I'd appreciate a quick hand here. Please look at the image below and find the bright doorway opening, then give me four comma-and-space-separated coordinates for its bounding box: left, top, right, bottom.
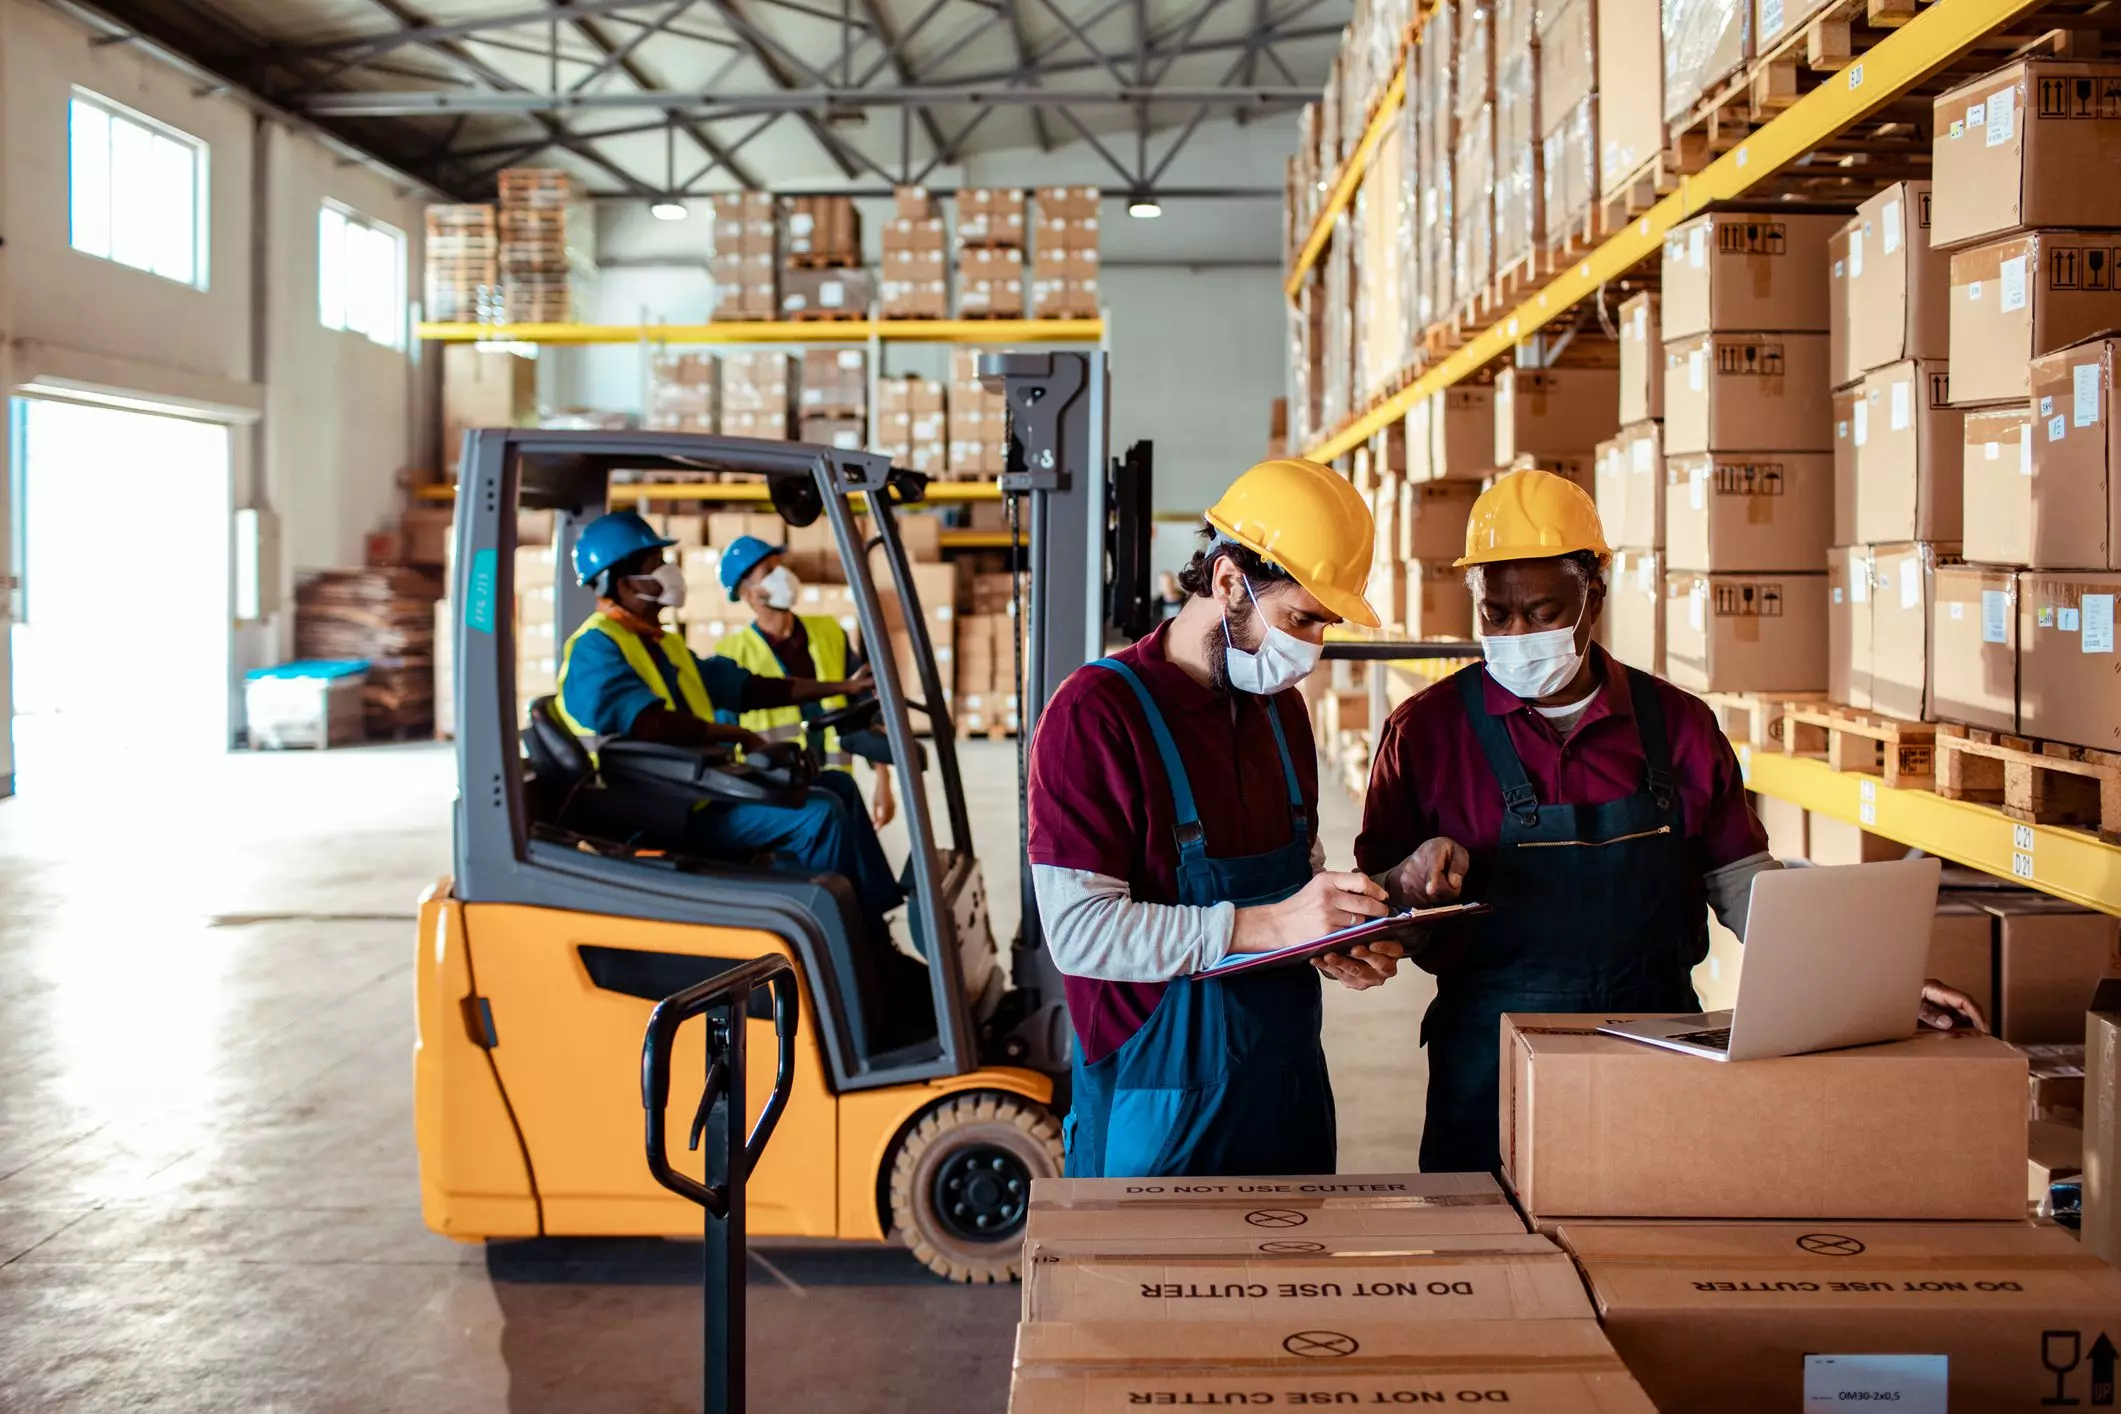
7, 397, 232, 792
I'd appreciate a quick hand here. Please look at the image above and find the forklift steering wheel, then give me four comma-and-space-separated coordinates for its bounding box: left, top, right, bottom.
805, 691, 880, 737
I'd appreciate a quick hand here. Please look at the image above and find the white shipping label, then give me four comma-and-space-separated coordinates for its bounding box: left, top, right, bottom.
1804, 1354, 1948, 1412
1968, 102, 1986, 128
1634, 306, 1648, 339
1690, 465, 1707, 509
2022, 425, 2035, 474
1633, 438, 1653, 472
1854, 398, 1870, 446
1987, 86, 2015, 146
1891, 380, 1912, 431
2000, 255, 2027, 312
2052, 414, 2069, 442
1852, 571, 1870, 603
1689, 348, 1706, 391
1850, 227, 1865, 278
1690, 586, 1707, 631
1983, 589, 2010, 644
1834, 587, 1846, 604
1901, 557, 1920, 608
1638, 558, 1656, 592
2062, 607, 2082, 632
2043, 395, 2056, 417
1986, 440, 2001, 460
1689, 225, 1707, 269
1970, 280, 1984, 301
2086, 594, 2116, 653
820, 280, 846, 308
1949, 601, 1964, 619
837, 349, 862, 369
2077, 362, 2103, 426
1883, 199, 1903, 254
1762, 0, 1785, 36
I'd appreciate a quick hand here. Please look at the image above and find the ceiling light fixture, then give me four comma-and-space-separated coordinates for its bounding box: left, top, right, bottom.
650, 200, 688, 221
1127, 196, 1163, 219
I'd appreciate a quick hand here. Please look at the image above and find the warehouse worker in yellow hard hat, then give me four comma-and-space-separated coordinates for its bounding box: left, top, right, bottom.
1025, 458, 1406, 1179
1352, 469, 1987, 1175
713, 534, 896, 831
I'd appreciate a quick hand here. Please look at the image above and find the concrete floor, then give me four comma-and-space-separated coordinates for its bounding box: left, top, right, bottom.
0, 740, 1429, 1413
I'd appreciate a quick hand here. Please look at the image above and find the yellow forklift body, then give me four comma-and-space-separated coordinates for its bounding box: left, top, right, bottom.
414, 884, 1052, 1241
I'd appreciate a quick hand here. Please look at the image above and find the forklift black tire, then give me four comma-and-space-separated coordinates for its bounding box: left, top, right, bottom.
887, 1093, 1063, 1283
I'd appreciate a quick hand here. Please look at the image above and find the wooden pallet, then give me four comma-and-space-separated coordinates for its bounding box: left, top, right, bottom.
787, 308, 868, 322
786, 253, 865, 270
1934, 724, 2121, 842
1702, 691, 1830, 748
1781, 701, 1936, 789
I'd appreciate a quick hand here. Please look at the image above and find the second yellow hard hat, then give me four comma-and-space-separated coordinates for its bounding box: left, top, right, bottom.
1455, 468, 1613, 569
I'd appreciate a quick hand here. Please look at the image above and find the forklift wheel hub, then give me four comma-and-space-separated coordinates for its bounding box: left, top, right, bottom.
933, 1144, 1030, 1241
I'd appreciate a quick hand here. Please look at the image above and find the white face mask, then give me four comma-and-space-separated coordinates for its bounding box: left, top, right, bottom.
1223, 576, 1323, 696
628, 562, 688, 612
1480, 612, 1586, 700
758, 565, 799, 611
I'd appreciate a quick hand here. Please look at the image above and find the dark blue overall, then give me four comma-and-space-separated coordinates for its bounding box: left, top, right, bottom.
1418, 663, 1706, 1175
1061, 658, 1335, 1179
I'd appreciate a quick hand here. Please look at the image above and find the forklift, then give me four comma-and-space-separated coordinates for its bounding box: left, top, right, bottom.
415, 351, 1147, 1282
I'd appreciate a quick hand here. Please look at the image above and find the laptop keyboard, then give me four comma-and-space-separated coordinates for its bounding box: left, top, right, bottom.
1666, 1026, 1733, 1050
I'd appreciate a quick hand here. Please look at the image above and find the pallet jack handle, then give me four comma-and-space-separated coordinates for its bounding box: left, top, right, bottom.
641, 954, 801, 1414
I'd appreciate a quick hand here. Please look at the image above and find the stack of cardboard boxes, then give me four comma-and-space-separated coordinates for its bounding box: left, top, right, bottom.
797, 348, 868, 449
440, 346, 538, 479
948, 347, 1009, 479
874, 376, 946, 476
709, 192, 778, 320
645, 352, 718, 435
720, 352, 793, 441
1599, 293, 1668, 673
881, 186, 948, 320
1030, 187, 1100, 319
1011, 1173, 1659, 1411
496, 168, 595, 323
1658, 211, 1841, 694
1491, 0, 1542, 283
1537, 0, 1596, 259
1932, 58, 2121, 757
782, 196, 874, 318
959, 188, 1027, 318
514, 528, 561, 702
1452, 0, 1496, 317
956, 572, 1025, 736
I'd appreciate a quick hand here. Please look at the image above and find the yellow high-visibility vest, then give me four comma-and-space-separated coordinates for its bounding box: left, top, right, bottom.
714, 616, 853, 767
555, 611, 715, 738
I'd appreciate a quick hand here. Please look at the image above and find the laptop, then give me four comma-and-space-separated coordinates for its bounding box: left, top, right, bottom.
1596, 856, 1943, 1061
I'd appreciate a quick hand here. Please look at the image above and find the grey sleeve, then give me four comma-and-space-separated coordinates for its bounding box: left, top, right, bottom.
1706, 850, 1783, 941
1032, 865, 1237, 981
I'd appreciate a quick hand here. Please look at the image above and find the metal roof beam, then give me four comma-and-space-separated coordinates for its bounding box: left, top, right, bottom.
305, 84, 1319, 114
549, 1, 766, 190
853, 0, 947, 159
281, 0, 672, 57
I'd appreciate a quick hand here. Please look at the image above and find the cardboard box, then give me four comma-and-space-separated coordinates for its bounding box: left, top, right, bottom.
1926, 894, 1996, 1017
2025, 334, 2121, 569
1606, 548, 1666, 676
1659, 212, 1841, 339
1981, 894, 2121, 1043
1931, 59, 2121, 249
1753, 0, 1837, 54
1505, 1014, 2030, 1220
2026, 1040, 2087, 1119
1427, 385, 1499, 480
1854, 360, 1963, 542
1610, 421, 1664, 547
1020, 1232, 1592, 1325
2086, 978, 2121, 1265
441, 346, 537, 476
1619, 292, 1662, 424
1848, 182, 1949, 373
1401, 481, 1480, 560
1931, 564, 2018, 732
1756, 789, 1807, 860
1827, 221, 1858, 398
1869, 541, 1958, 721
1560, 1221, 2121, 1413
1807, 811, 1906, 865
1599, 0, 1663, 201
1663, 333, 1835, 456
1948, 229, 2121, 403
1008, 1321, 1658, 1414
780, 266, 875, 317
1664, 571, 1828, 692
1023, 1172, 1526, 1242
1831, 388, 1860, 545
1827, 543, 1874, 709
1407, 559, 1474, 638
1961, 402, 2038, 567
1494, 367, 1622, 463
2018, 569, 2121, 749
1663, 0, 1749, 127
2031, 1116, 2084, 1208
1664, 452, 1834, 572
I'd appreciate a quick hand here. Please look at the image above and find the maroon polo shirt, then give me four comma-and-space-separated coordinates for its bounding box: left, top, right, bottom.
1026, 620, 1320, 1063
1354, 646, 1766, 880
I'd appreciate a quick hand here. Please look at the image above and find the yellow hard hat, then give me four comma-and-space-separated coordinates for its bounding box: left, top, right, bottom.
1455, 468, 1613, 568
1205, 458, 1381, 628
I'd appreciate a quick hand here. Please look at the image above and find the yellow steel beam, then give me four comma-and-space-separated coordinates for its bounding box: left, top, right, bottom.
412, 480, 1005, 504
413, 319, 1102, 345
1302, 0, 2051, 462
1742, 748, 2121, 918
939, 528, 1025, 549
1284, 64, 1408, 301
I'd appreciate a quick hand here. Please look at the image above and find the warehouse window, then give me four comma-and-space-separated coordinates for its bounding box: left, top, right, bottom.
67, 90, 208, 289
318, 203, 406, 348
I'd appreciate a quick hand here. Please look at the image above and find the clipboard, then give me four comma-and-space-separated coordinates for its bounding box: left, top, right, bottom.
1192, 901, 1492, 978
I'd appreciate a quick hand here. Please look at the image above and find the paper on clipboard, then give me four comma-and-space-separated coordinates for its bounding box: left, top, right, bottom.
1192, 902, 1492, 978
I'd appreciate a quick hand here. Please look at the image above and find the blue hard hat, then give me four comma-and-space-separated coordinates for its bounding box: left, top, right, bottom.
719, 535, 785, 597
573, 511, 675, 589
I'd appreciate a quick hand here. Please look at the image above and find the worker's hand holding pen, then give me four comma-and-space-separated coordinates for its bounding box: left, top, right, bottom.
1229, 872, 1403, 990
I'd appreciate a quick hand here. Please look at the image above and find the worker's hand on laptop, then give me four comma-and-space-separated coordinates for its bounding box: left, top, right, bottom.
1231, 871, 1391, 955
1918, 979, 1989, 1033
1388, 837, 1469, 907
1315, 942, 1403, 991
